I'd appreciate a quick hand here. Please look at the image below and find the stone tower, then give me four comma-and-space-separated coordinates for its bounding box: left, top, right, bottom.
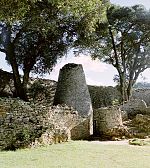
53, 63, 93, 134
54, 63, 92, 116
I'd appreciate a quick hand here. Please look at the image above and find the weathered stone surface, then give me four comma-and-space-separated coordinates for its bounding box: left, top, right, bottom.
0, 98, 90, 150
28, 78, 57, 106
0, 69, 14, 96
53, 63, 93, 134
54, 63, 93, 116
121, 110, 128, 121
105, 125, 130, 140
93, 107, 123, 135
132, 89, 150, 106
120, 99, 148, 118
71, 118, 91, 140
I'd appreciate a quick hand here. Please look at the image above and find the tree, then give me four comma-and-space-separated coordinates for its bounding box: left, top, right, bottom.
0, 1, 75, 100
0, 0, 108, 100
76, 5, 150, 102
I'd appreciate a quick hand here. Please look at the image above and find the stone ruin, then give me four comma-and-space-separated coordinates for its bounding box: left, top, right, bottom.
1, 63, 150, 150
93, 107, 123, 136
92, 106, 130, 140
119, 93, 150, 139
0, 98, 90, 150
92, 88, 150, 139
53, 63, 93, 117
53, 63, 129, 140
0, 63, 94, 150
53, 63, 93, 134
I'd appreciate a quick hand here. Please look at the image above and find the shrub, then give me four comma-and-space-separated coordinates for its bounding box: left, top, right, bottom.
28, 80, 51, 103
88, 85, 121, 109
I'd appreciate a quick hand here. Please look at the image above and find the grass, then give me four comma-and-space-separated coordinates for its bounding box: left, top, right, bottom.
0, 140, 150, 168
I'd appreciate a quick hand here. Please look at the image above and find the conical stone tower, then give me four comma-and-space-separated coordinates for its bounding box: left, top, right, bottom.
53, 63, 93, 134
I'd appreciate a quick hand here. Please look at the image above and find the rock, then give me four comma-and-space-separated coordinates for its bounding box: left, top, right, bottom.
121, 110, 128, 121
124, 114, 150, 138
120, 99, 147, 119
132, 89, 150, 106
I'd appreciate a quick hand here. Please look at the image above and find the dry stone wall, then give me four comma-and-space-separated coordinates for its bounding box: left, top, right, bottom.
71, 117, 91, 140
0, 69, 120, 111
93, 107, 123, 136
88, 85, 120, 109
53, 63, 93, 135
54, 63, 93, 117
0, 98, 90, 150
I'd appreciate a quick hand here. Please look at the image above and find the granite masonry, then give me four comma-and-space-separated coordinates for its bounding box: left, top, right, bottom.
1, 67, 150, 150
0, 98, 89, 150
53, 63, 93, 134
93, 106, 123, 135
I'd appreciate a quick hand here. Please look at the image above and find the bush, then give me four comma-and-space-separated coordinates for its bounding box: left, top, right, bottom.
88, 85, 121, 109
28, 80, 50, 103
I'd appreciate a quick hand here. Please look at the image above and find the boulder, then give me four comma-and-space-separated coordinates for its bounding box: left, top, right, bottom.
120, 99, 147, 119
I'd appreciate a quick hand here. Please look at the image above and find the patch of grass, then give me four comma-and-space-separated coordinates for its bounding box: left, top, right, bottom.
0, 141, 150, 168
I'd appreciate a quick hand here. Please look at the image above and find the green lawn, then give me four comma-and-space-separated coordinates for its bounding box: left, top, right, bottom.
0, 141, 150, 168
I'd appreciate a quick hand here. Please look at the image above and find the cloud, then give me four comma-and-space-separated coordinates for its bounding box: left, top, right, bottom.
51, 54, 107, 76
48, 54, 117, 86
70, 55, 107, 73
49, 55, 106, 85
86, 77, 103, 86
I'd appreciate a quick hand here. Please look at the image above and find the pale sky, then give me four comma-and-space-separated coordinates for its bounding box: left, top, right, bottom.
0, 0, 150, 86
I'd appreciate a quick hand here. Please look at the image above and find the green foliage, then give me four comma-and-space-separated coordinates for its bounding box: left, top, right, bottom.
3, 125, 44, 150
2, 1, 77, 74
88, 85, 120, 108
29, 80, 48, 100
77, 4, 150, 102
0, 0, 31, 22
0, 0, 108, 100
129, 138, 150, 146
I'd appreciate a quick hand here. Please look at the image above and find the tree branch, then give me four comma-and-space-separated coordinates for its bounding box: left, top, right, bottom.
108, 26, 119, 67
0, 48, 6, 53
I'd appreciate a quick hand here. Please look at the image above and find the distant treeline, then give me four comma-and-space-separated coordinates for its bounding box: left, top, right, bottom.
134, 82, 150, 89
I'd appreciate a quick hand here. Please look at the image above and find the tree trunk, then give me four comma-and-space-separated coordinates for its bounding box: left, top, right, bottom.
127, 71, 134, 100
22, 69, 30, 99
127, 81, 133, 100
6, 43, 28, 101
119, 72, 128, 104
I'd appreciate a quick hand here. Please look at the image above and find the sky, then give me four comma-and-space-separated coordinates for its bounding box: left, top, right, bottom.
0, 0, 150, 86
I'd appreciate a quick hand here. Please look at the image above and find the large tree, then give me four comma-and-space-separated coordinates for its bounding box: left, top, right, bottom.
0, 1, 75, 100
76, 5, 150, 102
0, 0, 108, 100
